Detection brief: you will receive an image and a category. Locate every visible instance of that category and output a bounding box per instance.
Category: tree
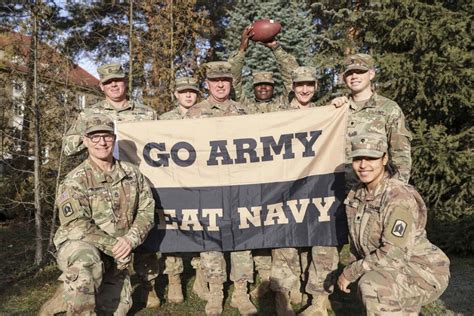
[218,0,316,97]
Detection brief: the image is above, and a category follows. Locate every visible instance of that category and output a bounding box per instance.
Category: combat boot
[275,291,295,316]
[298,295,330,316]
[230,280,257,315]
[205,282,224,315]
[193,267,209,301]
[38,284,67,316]
[144,280,160,308]
[167,274,184,303]
[250,269,271,299]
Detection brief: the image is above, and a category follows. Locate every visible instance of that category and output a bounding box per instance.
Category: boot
[193,267,209,301]
[275,291,295,316]
[298,295,330,316]
[230,280,257,315]
[167,274,184,303]
[205,282,224,315]
[250,270,271,299]
[144,280,160,308]
[38,284,68,316]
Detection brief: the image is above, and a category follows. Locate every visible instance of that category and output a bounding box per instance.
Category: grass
[0,222,471,315]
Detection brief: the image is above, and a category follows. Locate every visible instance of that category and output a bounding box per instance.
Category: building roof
[0,30,99,89]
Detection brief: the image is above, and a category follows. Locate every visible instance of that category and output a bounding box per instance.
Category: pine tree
[218,0,316,97]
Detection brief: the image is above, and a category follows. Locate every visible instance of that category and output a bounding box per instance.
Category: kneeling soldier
[50,114,154,315]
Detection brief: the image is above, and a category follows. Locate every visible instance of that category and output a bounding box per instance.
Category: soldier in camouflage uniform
[184,62,257,315]
[39,64,160,315]
[62,63,156,157]
[158,77,209,303]
[338,134,449,315]
[227,26,292,114]
[302,54,413,315]
[51,114,155,315]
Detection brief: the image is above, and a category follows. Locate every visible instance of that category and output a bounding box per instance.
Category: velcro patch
[58,191,69,204]
[63,203,74,217]
[391,219,407,237]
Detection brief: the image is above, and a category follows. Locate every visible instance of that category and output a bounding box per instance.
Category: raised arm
[228,25,254,101]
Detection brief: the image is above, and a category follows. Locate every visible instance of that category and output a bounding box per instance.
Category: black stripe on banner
[137,172,347,253]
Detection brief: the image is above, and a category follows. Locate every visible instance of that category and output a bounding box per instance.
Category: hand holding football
[250,19,281,43]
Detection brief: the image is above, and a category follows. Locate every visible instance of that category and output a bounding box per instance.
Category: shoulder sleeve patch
[62,203,74,217]
[391,219,407,237]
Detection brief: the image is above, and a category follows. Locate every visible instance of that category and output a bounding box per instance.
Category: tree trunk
[31,2,43,265]
[128,0,133,94]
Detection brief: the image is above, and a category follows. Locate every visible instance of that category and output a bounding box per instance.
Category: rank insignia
[391,219,407,237]
[63,203,74,217]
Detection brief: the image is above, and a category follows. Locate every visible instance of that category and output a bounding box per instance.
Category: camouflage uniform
[158,77,203,303]
[345,93,412,188]
[53,115,155,315]
[185,61,256,315]
[227,48,292,114]
[343,135,449,315]
[63,63,155,157]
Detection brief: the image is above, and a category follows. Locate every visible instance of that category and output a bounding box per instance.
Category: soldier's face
[352,154,388,190]
[344,69,375,94]
[83,132,115,162]
[175,90,198,109]
[206,78,232,102]
[293,81,316,105]
[253,83,274,101]
[100,78,127,102]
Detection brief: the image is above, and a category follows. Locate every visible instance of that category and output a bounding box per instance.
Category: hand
[239,25,254,52]
[330,96,349,108]
[262,40,278,49]
[116,255,132,270]
[337,273,351,293]
[113,236,132,260]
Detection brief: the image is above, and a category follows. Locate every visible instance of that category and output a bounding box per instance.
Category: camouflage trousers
[57,240,132,315]
[201,250,254,283]
[270,247,302,292]
[253,249,272,275]
[358,269,449,315]
[306,246,340,295]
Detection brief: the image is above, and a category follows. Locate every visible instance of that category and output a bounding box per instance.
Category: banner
[116,105,348,253]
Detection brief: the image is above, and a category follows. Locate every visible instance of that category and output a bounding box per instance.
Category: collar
[85,158,127,185]
[348,92,378,111]
[102,99,133,112]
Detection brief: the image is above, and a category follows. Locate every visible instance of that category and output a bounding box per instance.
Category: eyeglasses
[86,134,115,144]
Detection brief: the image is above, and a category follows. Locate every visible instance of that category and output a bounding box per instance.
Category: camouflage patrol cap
[350,134,388,158]
[252,71,274,85]
[97,63,126,83]
[84,114,115,135]
[343,54,375,76]
[175,77,200,93]
[205,61,233,79]
[292,66,317,83]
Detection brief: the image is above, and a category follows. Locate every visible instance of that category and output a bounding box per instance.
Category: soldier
[158,77,208,303]
[227,26,292,114]
[301,54,413,315]
[184,61,257,316]
[339,134,450,315]
[49,114,155,315]
[40,63,160,315]
[62,63,156,157]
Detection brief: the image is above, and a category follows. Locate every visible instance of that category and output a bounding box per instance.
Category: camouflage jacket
[345,93,412,189]
[184,98,246,119]
[228,47,294,114]
[53,158,155,256]
[343,176,450,288]
[63,99,156,156]
[159,106,186,120]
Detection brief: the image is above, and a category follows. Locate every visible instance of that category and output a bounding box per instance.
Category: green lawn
[0,222,471,315]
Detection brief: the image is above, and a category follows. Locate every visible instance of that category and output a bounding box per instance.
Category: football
[251,19,281,43]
